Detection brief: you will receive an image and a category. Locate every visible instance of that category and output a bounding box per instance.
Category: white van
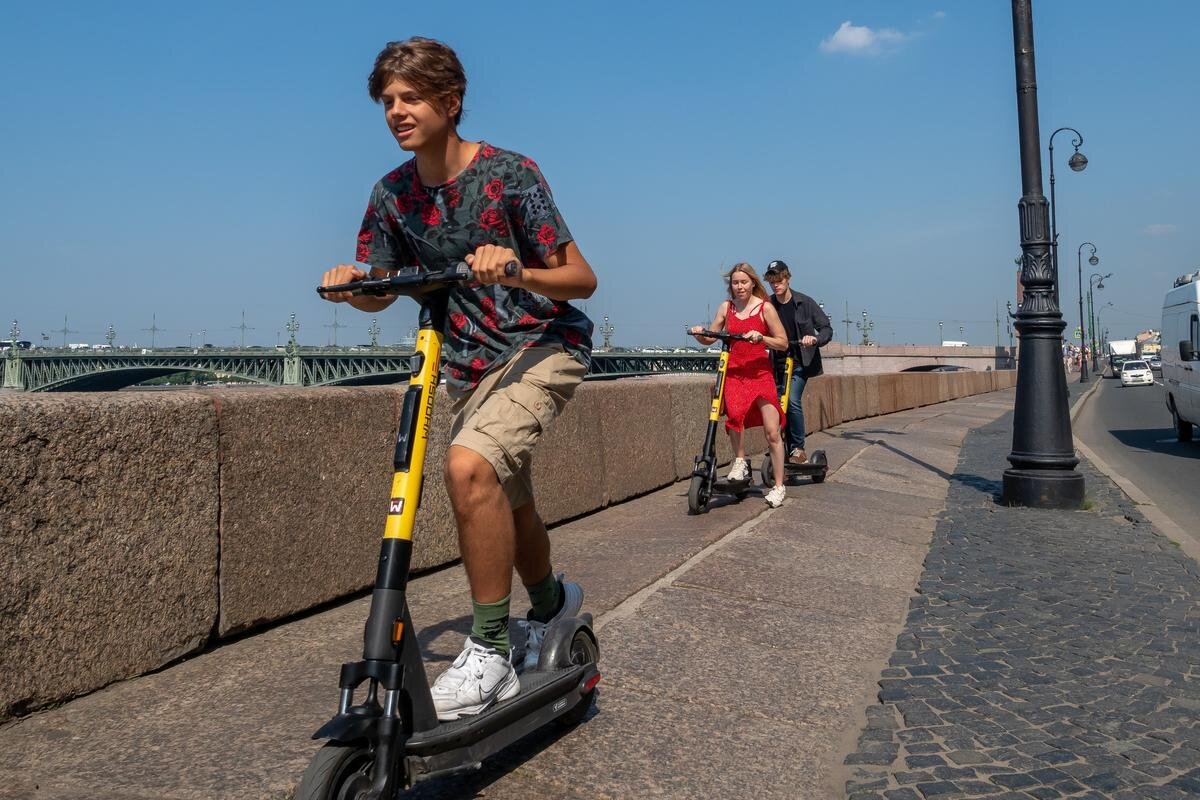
[1161,269,1200,442]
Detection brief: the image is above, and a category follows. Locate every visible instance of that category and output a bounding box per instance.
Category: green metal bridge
[2,346,717,392]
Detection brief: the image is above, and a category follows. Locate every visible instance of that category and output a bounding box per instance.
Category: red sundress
[722,301,784,432]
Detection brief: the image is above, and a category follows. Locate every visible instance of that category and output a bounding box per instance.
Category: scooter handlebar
[690,328,751,343]
[317,261,520,298]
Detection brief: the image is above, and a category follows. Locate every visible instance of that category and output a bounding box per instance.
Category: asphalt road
[1074,371,1200,536]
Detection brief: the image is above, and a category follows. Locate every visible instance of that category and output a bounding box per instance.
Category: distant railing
[1,348,720,391]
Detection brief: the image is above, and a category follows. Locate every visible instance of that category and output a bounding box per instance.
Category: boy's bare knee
[444,446,496,502]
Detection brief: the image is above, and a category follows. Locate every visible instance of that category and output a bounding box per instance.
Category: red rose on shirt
[484,179,503,201]
[394,192,415,213]
[422,203,442,226]
[480,144,499,158]
[445,186,462,208]
[450,311,469,333]
[479,296,498,329]
[536,224,557,248]
[479,207,509,235]
[356,242,370,262]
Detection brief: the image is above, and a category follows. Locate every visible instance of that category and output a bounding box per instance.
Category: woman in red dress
[689,263,790,507]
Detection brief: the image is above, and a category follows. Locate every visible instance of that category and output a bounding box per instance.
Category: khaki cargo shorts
[448,345,586,509]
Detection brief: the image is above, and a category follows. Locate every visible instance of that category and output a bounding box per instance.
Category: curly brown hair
[368,37,467,125]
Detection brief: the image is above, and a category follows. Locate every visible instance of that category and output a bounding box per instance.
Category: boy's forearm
[347,296,396,313]
[515,262,596,302]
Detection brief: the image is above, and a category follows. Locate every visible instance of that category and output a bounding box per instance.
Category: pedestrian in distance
[763,260,833,465]
[319,37,597,722]
[689,263,790,507]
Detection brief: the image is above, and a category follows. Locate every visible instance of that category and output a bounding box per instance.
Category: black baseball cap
[764,260,790,277]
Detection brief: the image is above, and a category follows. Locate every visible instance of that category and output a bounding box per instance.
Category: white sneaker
[516,575,584,673]
[765,484,786,508]
[430,638,520,721]
[727,458,749,482]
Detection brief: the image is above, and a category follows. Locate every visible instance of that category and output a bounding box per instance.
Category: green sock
[526,570,562,623]
[470,595,510,655]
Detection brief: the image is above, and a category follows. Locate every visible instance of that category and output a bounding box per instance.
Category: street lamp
[1088,271,1111,372]
[1006,301,1016,366]
[1003,0,1083,509]
[938,320,944,345]
[1048,126,1087,305]
[1075,243,1098,382]
[857,310,875,346]
[1096,302,1113,370]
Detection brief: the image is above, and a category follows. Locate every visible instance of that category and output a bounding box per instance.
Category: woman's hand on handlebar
[466,244,521,287]
[320,264,367,303]
[745,330,765,344]
[800,334,817,347]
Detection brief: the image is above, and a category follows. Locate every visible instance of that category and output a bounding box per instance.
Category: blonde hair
[724,262,769,301]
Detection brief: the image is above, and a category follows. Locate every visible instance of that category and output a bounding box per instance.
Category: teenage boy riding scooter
[763,260,832,465]
[319,37,597,722]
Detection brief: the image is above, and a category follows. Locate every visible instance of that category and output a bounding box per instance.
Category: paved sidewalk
[842,391,1200,799]
[0,390,1015,799]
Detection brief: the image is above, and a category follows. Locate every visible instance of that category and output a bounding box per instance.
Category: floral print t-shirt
[355,143,593,392]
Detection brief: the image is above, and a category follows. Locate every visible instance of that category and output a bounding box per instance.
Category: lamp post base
[1002,468,1084,509]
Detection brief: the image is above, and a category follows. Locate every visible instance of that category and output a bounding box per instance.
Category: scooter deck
[711,476,752,493]
[783,461,828,475]
[406,663,593,780]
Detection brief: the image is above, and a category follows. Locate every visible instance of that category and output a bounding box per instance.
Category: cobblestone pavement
[843,411,1200,800]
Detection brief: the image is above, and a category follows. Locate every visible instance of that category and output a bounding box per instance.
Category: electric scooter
[686,328,756,514]
[760,350,828,487]
[301,263,600,799]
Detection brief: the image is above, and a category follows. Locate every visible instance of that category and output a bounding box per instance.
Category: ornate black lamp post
[857,310,875,346]
[1088,272,1111,371]
[1003,0,1083,509]
[1048,127,1087,307]
[1076,243,1099,382]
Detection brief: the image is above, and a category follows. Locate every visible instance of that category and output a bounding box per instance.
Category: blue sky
[3,1,1197,348]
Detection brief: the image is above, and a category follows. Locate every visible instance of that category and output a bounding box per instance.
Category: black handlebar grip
[504,260,520,278]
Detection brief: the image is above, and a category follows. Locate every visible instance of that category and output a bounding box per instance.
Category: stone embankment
[0,369,1015,720]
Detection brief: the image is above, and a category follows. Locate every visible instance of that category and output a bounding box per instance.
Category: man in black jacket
[764,260,833,464]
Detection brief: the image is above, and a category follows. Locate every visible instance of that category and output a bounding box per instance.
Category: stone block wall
[0,369,1015,719]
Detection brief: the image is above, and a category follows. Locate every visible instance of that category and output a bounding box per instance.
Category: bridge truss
[2,349,717,392]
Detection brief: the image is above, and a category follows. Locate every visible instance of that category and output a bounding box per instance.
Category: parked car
[1162,270,1200,441]
[1120,360,1154,387]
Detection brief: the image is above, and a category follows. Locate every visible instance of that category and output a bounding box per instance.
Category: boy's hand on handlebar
[466,244,521,286]
[320,264,367,302]
[689,325,705,336]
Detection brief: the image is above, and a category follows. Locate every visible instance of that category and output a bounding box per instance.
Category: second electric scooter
[300,263,600,799]
[760,348,828,486]
[686,328,755,514]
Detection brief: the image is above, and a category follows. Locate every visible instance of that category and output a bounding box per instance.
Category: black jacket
[769,291,833,378]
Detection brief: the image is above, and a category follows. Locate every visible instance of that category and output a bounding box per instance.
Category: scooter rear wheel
[759,452,775,487]
[556,630,600,728]
[297,741,373,800]
[687,474,709,514]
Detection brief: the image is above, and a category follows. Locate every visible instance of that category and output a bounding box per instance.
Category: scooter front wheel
[297,741,374,800]
[687,474,709,514]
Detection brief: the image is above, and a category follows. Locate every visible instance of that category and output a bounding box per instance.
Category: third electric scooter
[760,348,828,486]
